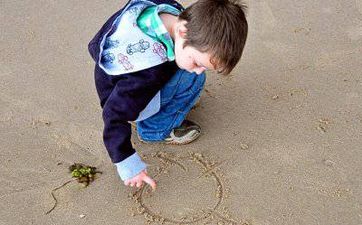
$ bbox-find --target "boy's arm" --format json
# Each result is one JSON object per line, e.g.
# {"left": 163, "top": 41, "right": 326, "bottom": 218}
{"left": 100, "top": 63, "right": 178, "bottom": 182}
{"left": 102, "top": 77, "right": 151, "bottom": 181}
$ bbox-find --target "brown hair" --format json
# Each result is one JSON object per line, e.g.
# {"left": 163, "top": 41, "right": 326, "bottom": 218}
{"left": 178, "top": 0, "right": 248, "bottom": 74}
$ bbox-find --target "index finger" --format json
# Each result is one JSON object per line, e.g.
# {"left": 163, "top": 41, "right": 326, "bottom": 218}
{"left": 142, "top": 176, "right": 157, "bottom": 190}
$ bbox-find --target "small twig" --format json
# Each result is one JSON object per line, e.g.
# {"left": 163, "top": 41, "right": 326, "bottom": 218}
{"left": 45, "top": 179, "right": 75, "bottom": 215}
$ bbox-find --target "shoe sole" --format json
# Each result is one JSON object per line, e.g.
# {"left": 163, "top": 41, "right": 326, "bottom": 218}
{"left": 137, "top": 131, "right": 201, "bottom": 145}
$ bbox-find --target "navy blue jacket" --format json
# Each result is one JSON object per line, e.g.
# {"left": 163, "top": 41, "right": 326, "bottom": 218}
{"left": 88, "top": 0, "right": 183, "bottom": 164}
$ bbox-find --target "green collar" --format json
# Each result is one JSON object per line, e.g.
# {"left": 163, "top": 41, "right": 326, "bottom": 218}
{"left": 137, "top": 4, "right": 181, "bottom": 61}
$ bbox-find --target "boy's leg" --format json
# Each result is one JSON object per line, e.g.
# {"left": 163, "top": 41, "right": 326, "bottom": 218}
{"left": 136, "top": 69, "right": 206, "bottom": 143}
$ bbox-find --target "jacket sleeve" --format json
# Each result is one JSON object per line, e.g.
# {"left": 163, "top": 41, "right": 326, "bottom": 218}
{"left": 101, "top": 74, "right": 153, "bottom": 180}
{"left": 99, "top": 63, "right": 178, "bottom": 180}
{"left": 102, "top": 73, "right": 156, "bottom": 161}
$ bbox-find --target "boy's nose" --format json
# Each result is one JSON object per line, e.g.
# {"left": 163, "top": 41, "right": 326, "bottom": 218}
{"left": 193, "top": 67, "right": 206, "bottom": 75}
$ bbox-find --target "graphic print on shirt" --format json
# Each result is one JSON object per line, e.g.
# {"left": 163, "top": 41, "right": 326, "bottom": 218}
{"left": 152, "top": 43, "right": 168, "bottom": 62}
{"left": 118, "top": 53, "right": 134, "bottom": 71}
{"left": 126, "top": 39, "right": 150, "bottom": 55}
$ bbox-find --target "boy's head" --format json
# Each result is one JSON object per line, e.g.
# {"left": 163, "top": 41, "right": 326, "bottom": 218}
{"left": 173, "top": 0, "right": 248, "bottom": 75}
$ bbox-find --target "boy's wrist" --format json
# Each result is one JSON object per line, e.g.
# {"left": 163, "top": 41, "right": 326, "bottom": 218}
{"left": 115, "top": 152, "right": 147, "bottom": 181}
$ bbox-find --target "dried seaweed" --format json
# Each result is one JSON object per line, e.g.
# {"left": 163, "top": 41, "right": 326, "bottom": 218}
{"left": 69, "top": 163, "right": 102, "bottom": 187}
{"left": 45, "top": 163, "right": 101, "bottom": 215}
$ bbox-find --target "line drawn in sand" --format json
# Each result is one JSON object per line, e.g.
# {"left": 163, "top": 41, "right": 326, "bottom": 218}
{"left": 128, "top": 151, "right": 249, "bottom": 225}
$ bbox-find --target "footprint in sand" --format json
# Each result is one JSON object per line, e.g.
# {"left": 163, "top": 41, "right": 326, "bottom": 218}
{"left": 128, "top": 151, "right": 246, "bottom": 225}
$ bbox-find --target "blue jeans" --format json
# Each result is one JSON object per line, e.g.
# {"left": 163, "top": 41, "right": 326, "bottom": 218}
{"left": 136, "top": 69, "right": 206, "bottom": 141}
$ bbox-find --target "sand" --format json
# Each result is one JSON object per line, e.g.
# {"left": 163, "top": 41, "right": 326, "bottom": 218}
{"left": 1, "top": 0, "right": 362, "bottom": 224}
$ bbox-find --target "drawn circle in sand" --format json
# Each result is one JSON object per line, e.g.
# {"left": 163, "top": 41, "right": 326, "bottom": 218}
{"left": 129, "top": 151, "right": 240, "bottom": 224}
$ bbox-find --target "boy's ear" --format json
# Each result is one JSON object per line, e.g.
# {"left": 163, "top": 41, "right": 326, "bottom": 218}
{"left": 176, "top": 21, "right": 188, "bottom": 38}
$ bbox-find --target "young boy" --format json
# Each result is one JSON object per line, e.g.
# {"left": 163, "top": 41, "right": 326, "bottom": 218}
{"left": 88, "top": 0, "right": 248, "bottom": 190}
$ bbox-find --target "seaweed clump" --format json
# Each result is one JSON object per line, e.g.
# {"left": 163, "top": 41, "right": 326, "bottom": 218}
{"left": 69, "top": 163, "right": 101, "bottom": 187}
{"left": 45, "top": 163, "right": 102, "bottom": 215}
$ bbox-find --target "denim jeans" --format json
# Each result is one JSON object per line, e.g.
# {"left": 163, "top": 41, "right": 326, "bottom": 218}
{"left": 136, "top": 69, "right": 206, "bottom": 141}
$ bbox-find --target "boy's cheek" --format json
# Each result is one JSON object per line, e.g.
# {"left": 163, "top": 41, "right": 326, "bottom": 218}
{"left": 174, "top": 58, "right": 185, "bottom": 70}
{"left": 174, "top": 59, "right": 182, "bottom": 69}
{"left": 175, "top": 57, "right": 193, "bottom": 73}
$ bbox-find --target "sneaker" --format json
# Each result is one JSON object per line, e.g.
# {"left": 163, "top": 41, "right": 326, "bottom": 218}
{"left": 130, "top": 121, "right": 136, "bottom": 128}
{"left": 138, "top": 120, "right": 201, "bottom": 145}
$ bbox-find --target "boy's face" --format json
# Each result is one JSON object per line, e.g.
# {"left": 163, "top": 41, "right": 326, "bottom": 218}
{"left": 173, "top": 22, "right": 216, "bottom": 75}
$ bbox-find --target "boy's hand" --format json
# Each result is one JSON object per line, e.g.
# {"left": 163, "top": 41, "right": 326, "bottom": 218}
{"left": 124, "top": 170, "right": 156, "bottom": 190}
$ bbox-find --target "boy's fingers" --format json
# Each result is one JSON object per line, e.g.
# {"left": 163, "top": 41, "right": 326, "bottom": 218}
{"left": 136, "top": 181, "right": 143, "bottom": 188}
{"left": 124, "top": 180, "right": 131, "bottom": 186}
{"left": 143, "top": 176, "right": 156, "bottom": 190}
